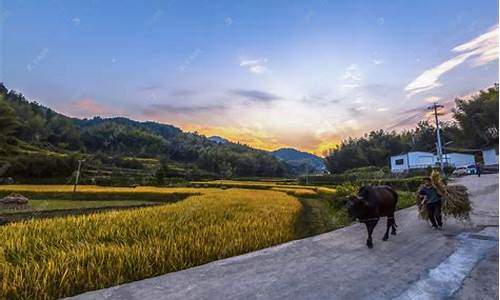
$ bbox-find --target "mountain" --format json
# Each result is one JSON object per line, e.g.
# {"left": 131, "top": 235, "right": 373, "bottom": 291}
{"left": 0, "top": 83, "right": 286, "bottom": 183}
{"left": 208, "top": 136, "right": 229, "bottom": 144}
{"left": 271, "top": 148, "right": 326, "bottom": 175}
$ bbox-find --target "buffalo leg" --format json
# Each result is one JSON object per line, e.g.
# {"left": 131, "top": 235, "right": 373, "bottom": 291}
{"left": 365, "top": 220, "right": 378, "bottom": 248}
{"left": 391, "top": 216, "right": 397, "bottom": 235}
{"left": 383, "top": 217, "right": 391, "bottom": 241}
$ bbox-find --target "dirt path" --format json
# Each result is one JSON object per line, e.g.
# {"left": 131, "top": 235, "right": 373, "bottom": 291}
{"left": 68, "top": 174, "right": 498, "bottom": 300}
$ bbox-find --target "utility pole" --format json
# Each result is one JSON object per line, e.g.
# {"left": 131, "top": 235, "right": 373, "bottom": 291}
{"left": 73, "top": 159, "right": 85, "bottom": 193}
{"left": 428, "top": 103, "right": 444, "bottom": 174}
{"left": 305, "top": 164, "right": 309, "bottom": 185}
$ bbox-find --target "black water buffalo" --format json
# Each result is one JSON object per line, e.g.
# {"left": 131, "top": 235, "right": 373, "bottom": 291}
{"left": 347, "top": 185, "right": 398, "bottom": 248}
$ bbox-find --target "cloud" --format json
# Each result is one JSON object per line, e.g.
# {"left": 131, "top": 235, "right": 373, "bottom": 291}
{"left": 239, "top": 58, "right": 268, "bottom": 74}
{"left": 372, "top": 59, "right": 384, "bottom": 65}
{"left": 72, "top": 17, "right": 80, "bottom": 26}
{"left": 376, "top": 107, "right": 389, "bottom": 112}
{"left": 405, "top": 24, "right": 498, "bottom": 97}
{"left": 146, "top": 9, "right": 163, "bottom": 27}
{"left": 388, "top": 113, "right": 425, "bottom": 130}
{"left": 452, "top": 24, "right": 499, "bottom": 66}
{"left": 341, "top": 64, "right": 362, "bottom": 88}
{"left": 138, "top": 85, "right": 163, "bottom": 92}
{"left": 424, "top": 96, "right": 439, "bottom": 103}
{"left": 144, "top": 104, "right": 226, "bottom": 115}
{"left": 376, "top": 17, "right": 384, "bottom": 26}
{"left": 305, "top": 10, "right": 316, "bottom": 20}
{"left": 230, "top": 89, "right": 280, "bottom": 102}
{"left": 388, "top": 98, "right": 456, "bottom": 130}
{"left": 224, "top": 17, "right": 232, "bottom": 26}
{"left": 72, "top": 98, "right": 108, "bottom": 115}
{"left": 169, "top": 88, "right": 197, "bottom": 97}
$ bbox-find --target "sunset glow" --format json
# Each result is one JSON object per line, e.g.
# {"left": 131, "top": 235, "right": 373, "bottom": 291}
{"left": 2, "top": 1, "right": 498, "bottom": 155}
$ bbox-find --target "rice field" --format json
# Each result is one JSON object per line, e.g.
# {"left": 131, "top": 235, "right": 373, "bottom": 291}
{"left": 0, "top": 185, "right": 212, "bottom": 201}
{"left": 0, "top": 184, "right": 217, "bottom": 194}
{"left": 0, "top": 188, "right": 302, "bottom": 300}
{"left": 191, "top": 180, "right": 336, "bottom": 194}
{"left": 0, "top": 199, "right": 154, "bottom": 214}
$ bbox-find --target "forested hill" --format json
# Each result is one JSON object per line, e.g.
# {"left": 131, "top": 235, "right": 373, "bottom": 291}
{"left": 271, "top": 148, "right": 326, "bottom": 174}
{"left": 0, "top": 83, "right": 286, "bottom": 183}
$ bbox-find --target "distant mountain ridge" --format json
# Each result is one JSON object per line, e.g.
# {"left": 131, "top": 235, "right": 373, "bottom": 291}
{"left": 271, "top": 148, "right": 326, "bottom": 175}
{"left": 0, "top": 83, "right": 287, "bottom": 181}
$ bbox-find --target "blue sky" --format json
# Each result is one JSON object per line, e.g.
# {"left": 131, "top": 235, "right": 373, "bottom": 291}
{"left": 1, "top": 0, "right": 498, "bottom": 154}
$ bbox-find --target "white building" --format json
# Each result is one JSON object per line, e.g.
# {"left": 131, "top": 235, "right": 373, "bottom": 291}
{"left": 390, "top": 151, "right": 435, "bottom": 173}
{"left": 390, "top": 151, "right": 475, "bottom": 173}
{"left": 482, "top": 148, "right": 499, "bottom": 166}
{"left": 438, "top": 153, "right": 476, "bottom": 167}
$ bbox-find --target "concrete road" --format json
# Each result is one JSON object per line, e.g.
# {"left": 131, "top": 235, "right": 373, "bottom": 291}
{"left": 68, "top": 174, "right": 498, "bottom": 300}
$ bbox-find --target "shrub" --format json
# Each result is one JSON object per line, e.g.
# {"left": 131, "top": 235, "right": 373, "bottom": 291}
{"left": 357, "top": 176, "right": 426, "bottom": 191}
{"left": 334, "top": 182, "right": 359, "bottom": 202}
{"left": 4, "top": 154, "right": 77, "bottom": 182}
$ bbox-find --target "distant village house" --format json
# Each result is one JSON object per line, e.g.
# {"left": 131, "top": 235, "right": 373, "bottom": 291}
{"left": 390, "top": 151, "right": 476, "bottom": 173}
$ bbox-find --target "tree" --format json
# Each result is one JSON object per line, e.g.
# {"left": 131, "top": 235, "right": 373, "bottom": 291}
{"left": 0, "top": 95, "right": 19, "bottom": 144}
{"left": 453, "top": 85, "right": 499, "bottom": 148}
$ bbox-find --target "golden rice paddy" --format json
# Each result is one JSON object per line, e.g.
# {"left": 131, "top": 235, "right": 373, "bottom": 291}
{"left": 0, "top": 188, "right": 303, "bottom": 300}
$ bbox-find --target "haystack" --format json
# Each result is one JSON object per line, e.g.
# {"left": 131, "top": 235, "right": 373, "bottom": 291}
{"left": 416, "top": 170, "right": 472, "bottom": 222}
{"left": 0, "top": 193, "right": 29, "bottom": 209}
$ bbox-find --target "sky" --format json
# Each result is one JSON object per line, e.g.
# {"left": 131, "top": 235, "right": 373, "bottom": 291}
{"left": 1, "top": 0, "right": 498, "bottom": 155}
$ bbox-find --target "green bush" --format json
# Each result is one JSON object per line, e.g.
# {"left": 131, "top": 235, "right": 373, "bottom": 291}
{"left": 4, "top": 154, "right": 77, "bottom": 182}
{"left": 334, "top": 182, "right": 360, "bottom": 202}
{"left": 342, "top": 166, "right": 381, "bottom": 174}
{"left": 301, "top": 174, "right": 425, "bottom": 192}
{"left": 397, "top": 191, "right": 416, "bottom": 209}
{"left": 299, "top": 166, "right": 393, "bottom": 185}
{"left": 357, "top": 176, "right": 426, "bottom": 191}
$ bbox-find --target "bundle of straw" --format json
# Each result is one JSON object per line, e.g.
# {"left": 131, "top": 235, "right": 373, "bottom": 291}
{"left": 416, "top": 170, "right": 472, "bottom": 222}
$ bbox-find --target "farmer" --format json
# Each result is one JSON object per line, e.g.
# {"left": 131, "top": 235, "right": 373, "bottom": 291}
{"left": 418, "top": 177, "right": 443, "bottom": 230}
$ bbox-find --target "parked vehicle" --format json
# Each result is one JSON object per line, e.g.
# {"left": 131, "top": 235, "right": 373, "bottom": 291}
{"left": 452, "top": 164, "right": 477, "bottom": 176}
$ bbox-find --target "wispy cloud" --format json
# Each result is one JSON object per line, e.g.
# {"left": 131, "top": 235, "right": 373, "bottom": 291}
{"left": 372, "top": 59, "right": 384, "bottom": 65}
{"left": 230, "top": 89, "right": 280, "bottom": 102}
{"left": 137, "top": 85, "right": 163, "bottom": 92}
{"left": 341, "top": 64, "right": 362, "bottom": 88}
{"left": 239, "top": 58, "right": 268, "bottom": 74}
{"left": 72, "top": 98, "right": 109, "bottom": 115}
{"left": 146, "top": 9, "right": 164, "bottom": 27}
{"left": 405, "top": 24, "right": 498, "bottom": 98}
{"left": 72, "top": 17, "right": 80, "bottom": 26}
{"left": 305, "top": 10, "right": 316, "bottom": 20}
{"left": 144, "top": 103, "right": 226, "bottom": 115}
{"left": 452, "top": 24, "right": 499, "bottom": 66}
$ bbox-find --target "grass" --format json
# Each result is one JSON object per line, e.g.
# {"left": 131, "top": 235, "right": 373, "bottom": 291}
{"left": 397, "top": 191, "right": 415, "bottom": 209}
{"left": 0, "top": 199, "right": 153, "bottom": 214}
{"left": 0, "top": 189, "right": 302, "bottom": 300}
